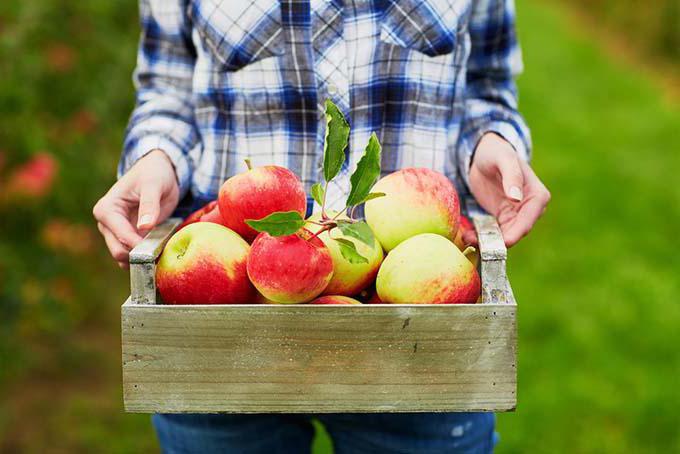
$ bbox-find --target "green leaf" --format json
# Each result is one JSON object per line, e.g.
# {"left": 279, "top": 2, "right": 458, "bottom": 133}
{"left": 245, "top": 211, "right": 305, "bottom": 237}
{"left": 346, "top": 132, "right": 382, "bottom": 207}
{"left": 336, "top": 220, "right": 375, "bottom": 246}
{"left": 323, "top": 99, "right": 350, "bottom": 182}
{"left": 361, "top": 192, "right": 386, "bottom": 203}
{"left": 310, "top": 183, "right": 325, "bottom": 206}
{"left": 333, "top": 238, "right": 369, "bottom": 264}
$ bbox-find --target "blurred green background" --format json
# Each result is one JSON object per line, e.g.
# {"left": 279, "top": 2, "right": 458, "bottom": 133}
{"left": 1, "top": 0, "right": 678, "bottom": 452}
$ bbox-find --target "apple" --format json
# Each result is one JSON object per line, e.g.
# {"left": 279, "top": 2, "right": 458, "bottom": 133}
{"left": 376, "top": 233, "right": 480, "bottom": 304}
{"left": 247, "top": 229, "right": 334, "bottom": 304}
{"left": 305, "top": 213, "right": 383, "bottom": 296}
{"left": 177, "top": 200, "right": 225, "bottom": 230}
{"left": 365, "top": 168, "right": 460, "bottom": 251}
{"left": 453, "top": 214, "right": 479, "bottom": 268}
{"left": 156, "top": 222, "right": 256, "bottom": 304}
{"left": 218, "top": 164, "right": 307, "bottom": 242}
{"left": 309, "top": 295, "right": 362, "bottom": 305}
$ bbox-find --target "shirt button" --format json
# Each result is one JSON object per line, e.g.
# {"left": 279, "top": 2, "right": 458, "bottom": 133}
{"left": 327, "top": 84, "right": 338, "bottom": 95}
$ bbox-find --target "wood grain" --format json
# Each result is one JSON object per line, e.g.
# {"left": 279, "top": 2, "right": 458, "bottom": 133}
{"left": 122, "top": 301, "right": 516, "bottom": 413}
{"left": 129, "top": 217, "right": 181, "bottom": 304}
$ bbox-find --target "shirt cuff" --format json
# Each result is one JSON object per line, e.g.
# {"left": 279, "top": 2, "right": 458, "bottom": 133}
{"left": 120, "top": 135, "right": 192, "bottom": 197}
{"left": 459, "top": 121, "right": 531, "bottom": 188}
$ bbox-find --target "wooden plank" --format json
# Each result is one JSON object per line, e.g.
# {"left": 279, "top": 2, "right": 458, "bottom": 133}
{"left": 129, "top": 217, "right": 181, "bottom": 304}
{"left": 129, "top": 217, "right": 182, "bottom": 264}
{"left": 467, "top": 200, "right": 514, "bottom": 305}
{"left": 122, "top": 301, "right": 516, "bottom": 413}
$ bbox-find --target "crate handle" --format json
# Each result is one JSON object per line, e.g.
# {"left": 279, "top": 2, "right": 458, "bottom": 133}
{"left": 129, "top": 217, "right": 182, "bottom": 304}
{"left": 466, "top": 198, "right": 515, "bottom": 305}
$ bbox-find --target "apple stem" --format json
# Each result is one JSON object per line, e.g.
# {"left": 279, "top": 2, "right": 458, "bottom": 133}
{"left": 462, "top": 246, "right": 477, "bottom": 258}
{"left": 320, "top": 181, "right": 330, "bottom": 220}
{"left": 308, "top": 223, "right": 333, "bottom": 242}
{"left": 244, "top": 158, "right": 253, "bottom": 170}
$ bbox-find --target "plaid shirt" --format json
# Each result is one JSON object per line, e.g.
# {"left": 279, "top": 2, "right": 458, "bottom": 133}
{"left": 120, "top": 0, "right": 531, "bottom": 212}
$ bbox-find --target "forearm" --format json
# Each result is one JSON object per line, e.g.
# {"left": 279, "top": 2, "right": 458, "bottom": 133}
{"left": 119, "top": 0, "right": 198, "bottom": 197}
{"left": 457, "top": 0, "right": 531, "bottom": 185}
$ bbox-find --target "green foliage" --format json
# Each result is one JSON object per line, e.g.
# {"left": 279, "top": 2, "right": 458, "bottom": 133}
{"left": 322, "top": 99, "right": 350, "bottom": 182}
{"left": 335, "top": 220, "right": 375, "bottom": 247}
{"left": 346, "top": 132, "right": 382, "bottom": 207}
{"left": 310, "top": 183, "right": 325, "bottom": 206}
{"left": 245, "top": 211, "right": 305, "bottom": 237}
{"left": 332, "top": 238, "right": 369, "bottom": 264}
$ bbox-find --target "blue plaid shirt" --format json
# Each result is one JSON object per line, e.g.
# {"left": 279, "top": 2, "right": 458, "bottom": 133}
{"left": 120, "top": 0, "right": 531, "bottom": 212}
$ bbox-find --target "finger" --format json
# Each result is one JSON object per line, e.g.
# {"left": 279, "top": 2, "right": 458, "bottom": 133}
{"left": 94, "top": 200, "right": 143, "bottom": 248}
{"left": 137, "top": 183, "right": 162, "bottom": 230}
{"left": 99, "top": 223, "right": 131, "bottom": 263}
{"left": 495, "top": 151, "right": 525, "bottom": 202}
{"left": 502, "top": 163, "right": 551, "bottom": 247}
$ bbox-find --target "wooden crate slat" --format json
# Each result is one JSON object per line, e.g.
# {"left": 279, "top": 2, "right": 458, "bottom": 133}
{"left": 122, "top": 302, "right": 516, "bottom": 413}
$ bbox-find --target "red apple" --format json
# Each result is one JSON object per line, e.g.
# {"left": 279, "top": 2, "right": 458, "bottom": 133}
{"left": 178, "top": 200, "right": 225, "bottom": 230}
{"left": 309, "top": 295, "right": 362, "bottom": 305}
{"left": 218, "top": 164, "right": 307, "bottom": 242}
{"left": 247, "top": 229, "right": 334, "bottom": 304}
{"left": 156, "top": 223, "right": 256, "bottom": 304}
{"left": 453, "top": 214, "right": 479, "bottom": 268}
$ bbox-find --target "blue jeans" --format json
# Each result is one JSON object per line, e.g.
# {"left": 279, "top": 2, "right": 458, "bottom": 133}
{"left": 153, "top": 412, "right": 497, "bottom": 453}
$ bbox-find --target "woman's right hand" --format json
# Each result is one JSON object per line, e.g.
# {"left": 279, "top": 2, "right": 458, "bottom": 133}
{"left": 93, "top": 149, "right": 180, "bottom": 268}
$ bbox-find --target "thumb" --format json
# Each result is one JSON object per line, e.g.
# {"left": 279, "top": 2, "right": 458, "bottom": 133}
{"left": 137, "top": 183, "right": 162, "bottom": 229}
{"left": 496, "top": 152, "right": 525, "bottom": 202}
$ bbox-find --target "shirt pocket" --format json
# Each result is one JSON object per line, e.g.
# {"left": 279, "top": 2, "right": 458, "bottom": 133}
{"left": 379, "top": 0, "right": 471, "bottom": 57}
{"left": 189, "top": 0, "right": 285, "bottom": 71}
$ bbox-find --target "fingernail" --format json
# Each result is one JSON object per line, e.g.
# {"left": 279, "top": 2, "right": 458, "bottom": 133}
{"left": 509, "top": 186, "right": 523, "bottom": 202}
{"left": 138, "top": 214, "right": 152, "bottom": 227}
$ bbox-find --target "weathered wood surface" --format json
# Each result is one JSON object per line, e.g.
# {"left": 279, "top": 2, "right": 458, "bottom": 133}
{"left": 467, "top": 202, "right": 515, "bottom": 305}
{"left": 129, "top": 217, "right": 181, "bottom": 304}
{"left": 122, "top": 301, "right": 516, "bottom": 413}
{"left": 129, "top": 217, "right": 182, "bottom": 264}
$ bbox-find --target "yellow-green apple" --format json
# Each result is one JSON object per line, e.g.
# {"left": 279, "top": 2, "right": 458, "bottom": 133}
{"left": 453, "top": 214, "right": 479, "bottom": 268}
{"left": 156, "top": 222, "right": 256, "bottom": 304}
{"left": 247, "top": 229, "right": 334, "bottom": 304}
{"left": 365, "top": 168, "right": 460, "bottom": 251}
{"left": 309, "top": 295, "right": 362, "bottom": 305}
{"left": 376, "top": 233, "right": 480, "bottom": 304}
{"left": 178, "top": 200, "right": 225, "bottom": 230}
{"left": 218, "top": 164, "right": 307, "bottom": 242}
{"left": 305, "top": 213, "right": 383, "bottom": 296}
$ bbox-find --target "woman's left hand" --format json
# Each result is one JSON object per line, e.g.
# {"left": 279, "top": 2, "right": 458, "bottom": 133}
{"left": 468, "top": 133, "right": 551, "bottom": 247}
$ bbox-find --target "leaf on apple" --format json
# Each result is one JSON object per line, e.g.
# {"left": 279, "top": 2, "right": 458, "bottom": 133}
{"left": 361, "top": 192, "right": 386, "bottom": 203}
{"left": 346, "top": 132, "right": 381, "bottom": 207}
{"left": 323, "top": 99, "right": 350, "bottom": 183}
{"left": 336, "top": 220, "right": 375, "bottom": 246}
{"left": 333, "top": 238, "right": 369, "bottom": 264}
{"left": 310, "top": 182, "right": 325, "bottom": 206}
{"left": 245, "top": 211, "right": 305, "bottom": 237}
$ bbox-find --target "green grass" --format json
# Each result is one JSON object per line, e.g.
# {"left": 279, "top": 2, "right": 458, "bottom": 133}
{"left": 1, "top": 0, "right": 679, "bottom": 452}
{"left": 498, "top": 1, "right": 680, "bottom": 452}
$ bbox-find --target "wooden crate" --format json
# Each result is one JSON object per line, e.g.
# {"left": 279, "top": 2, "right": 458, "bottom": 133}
{"left": 122, "top": 204, "right": 517, "bottom": 413}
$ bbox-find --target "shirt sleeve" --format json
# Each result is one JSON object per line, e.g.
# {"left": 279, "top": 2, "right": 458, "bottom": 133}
{"left": 457, "top": 0, "right": 532, "bottom": 186}
{"left": 119, "top": 0, "right": 198, "bottom": 197}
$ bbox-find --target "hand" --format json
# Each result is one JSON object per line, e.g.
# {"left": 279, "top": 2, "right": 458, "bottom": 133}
{"left": 468, "top": 133, "right": 551, "bottom": 247}
{"left": 93, "top": 150, "right": 180, "bottom": 268}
